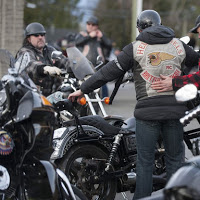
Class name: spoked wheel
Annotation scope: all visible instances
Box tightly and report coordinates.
[57,144,117,200]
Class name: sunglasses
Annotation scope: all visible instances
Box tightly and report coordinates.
[87,23,97,26]
[31,33,46,37]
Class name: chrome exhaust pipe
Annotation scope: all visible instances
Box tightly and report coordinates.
[122,171,166,189]
[122,172,136,185]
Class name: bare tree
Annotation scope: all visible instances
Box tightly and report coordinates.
[94,0,200,49]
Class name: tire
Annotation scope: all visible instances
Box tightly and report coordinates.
[57,144,117,200]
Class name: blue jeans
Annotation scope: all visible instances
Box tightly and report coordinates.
[101,84,108,98]
[133,119,184,200]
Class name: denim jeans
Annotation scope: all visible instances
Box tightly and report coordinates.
[133,119,184,200]
[101,84,108,98]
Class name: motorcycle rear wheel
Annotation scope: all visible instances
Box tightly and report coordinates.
[57,144,117,200]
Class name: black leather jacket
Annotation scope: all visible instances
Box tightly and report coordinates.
[16,43,69,96]
[75,31,112,66]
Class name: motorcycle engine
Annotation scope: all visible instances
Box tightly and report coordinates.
[123,133,137,162]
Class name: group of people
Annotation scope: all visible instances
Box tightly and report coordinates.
[16,16,114,97]
[16,10,200,200]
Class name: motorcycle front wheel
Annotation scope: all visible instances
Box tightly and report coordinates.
[57,144,117,200]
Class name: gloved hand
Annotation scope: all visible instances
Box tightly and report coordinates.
[44,66,61,76]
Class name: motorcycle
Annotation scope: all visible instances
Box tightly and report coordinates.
[49,47,124,124]
[50,98,166,200]
[49,62,200,200]
[0,49,87,200]
[50,86,200,200]
[50,47,102,118]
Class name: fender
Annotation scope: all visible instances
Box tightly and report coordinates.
[40,161,76,200]
[39,160,58,195]
[56,168,76,200]
[51,125,106,160]
[22,159,60,199]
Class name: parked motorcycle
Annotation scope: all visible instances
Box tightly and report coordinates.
[50,97,166,200]
[50,70,200,200]
[50,40,200,199]
[0,49,87,200]
[49,47,124,124]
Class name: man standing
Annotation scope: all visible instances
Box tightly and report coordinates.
[16,22,69,96]
[75,16,112,97]
[69,10,199,199]
[75,16,112,66]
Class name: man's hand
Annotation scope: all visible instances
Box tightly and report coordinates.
[89,31,97,38]
[151,75,173,92]
[96,30,103,39]
[68,89,84,102]
[44,66,61,76]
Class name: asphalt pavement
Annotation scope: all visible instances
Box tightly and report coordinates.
[102,82,136,119]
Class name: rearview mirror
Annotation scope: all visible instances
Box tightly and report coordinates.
[51,51,62,60]
[96,55,103,64]
[175,84,198,102]
[95,56,104,70]
[180,36,190,44]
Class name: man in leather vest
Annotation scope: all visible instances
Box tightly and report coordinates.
[16,22,69,96]
[68,10,199,199]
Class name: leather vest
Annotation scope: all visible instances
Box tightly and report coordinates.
[132,38,186,100]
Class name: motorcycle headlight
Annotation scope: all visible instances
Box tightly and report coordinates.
[0,165,10,190]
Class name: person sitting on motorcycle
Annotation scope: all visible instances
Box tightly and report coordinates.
[151,15,200,92]
[16,22,69,96]
[68,10,199,199]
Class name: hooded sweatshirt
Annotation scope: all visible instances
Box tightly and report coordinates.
[80,25,199,120]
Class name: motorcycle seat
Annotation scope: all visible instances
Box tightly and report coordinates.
[79,115,121,135]
[64,115,135,135]
[80,116,136,135]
